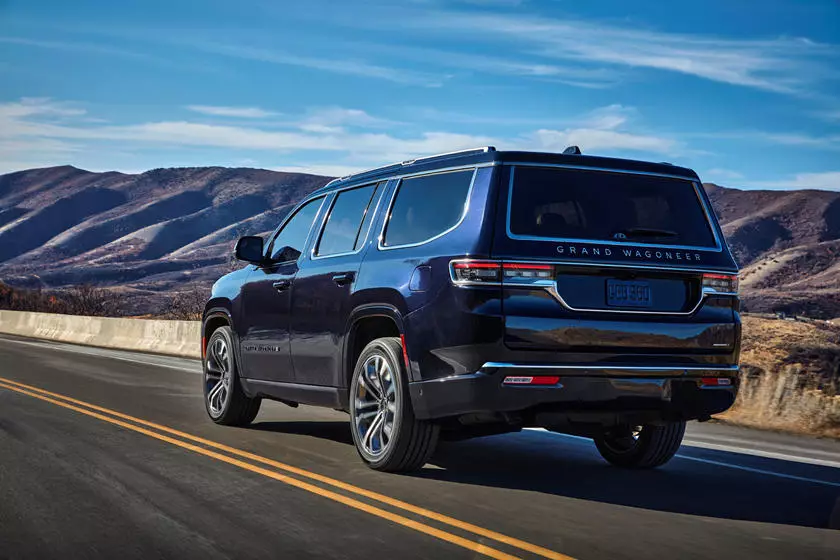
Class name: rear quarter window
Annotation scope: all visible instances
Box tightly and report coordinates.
[508,166,717,248]
[382,169,474,247]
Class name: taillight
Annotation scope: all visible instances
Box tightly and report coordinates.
[503,263,554,280]
[702,273,739,295]
[450,261,502,284]
[450,260,556,286]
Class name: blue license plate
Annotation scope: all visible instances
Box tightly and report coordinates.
[606,279,652,308]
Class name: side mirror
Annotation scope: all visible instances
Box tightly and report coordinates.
[234,236,265,265]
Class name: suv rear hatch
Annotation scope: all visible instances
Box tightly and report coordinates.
[490,163,739,358]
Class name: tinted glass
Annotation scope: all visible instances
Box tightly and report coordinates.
[354,182,385,250]
[316,184,378,256]
[383,170,473,247]
[269,197,323,261]
[509,167,716,248]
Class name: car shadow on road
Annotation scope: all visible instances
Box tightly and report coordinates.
[415,429,840,530]
[246,419,839,530]
[248,420,354,446]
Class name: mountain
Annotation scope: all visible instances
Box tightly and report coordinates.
[0,166,838,316]
[0,165,330,312]
[704,183,840,318]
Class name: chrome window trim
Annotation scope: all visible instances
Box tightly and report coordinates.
[543,282,735,316]
[324,146,495,188]
[378,167,480,251]
[494,259,738,275]
[310,182,384,261]
[504,164,723,252]
[390,161,495,180]
[328,161,496,193]
[480,362,739,372]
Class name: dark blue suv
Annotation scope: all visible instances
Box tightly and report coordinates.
[202,147,741,472]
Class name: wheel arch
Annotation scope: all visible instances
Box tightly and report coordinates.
[202,302,233,360]
[342,305,408,404]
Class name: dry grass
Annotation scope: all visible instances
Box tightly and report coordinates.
[718,315,840,438]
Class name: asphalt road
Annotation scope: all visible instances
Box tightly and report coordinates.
[1,334,838,560]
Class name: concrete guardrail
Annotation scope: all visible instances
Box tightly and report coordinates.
[0,310,201,358]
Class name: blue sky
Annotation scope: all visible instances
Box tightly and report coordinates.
[1,0,839,189]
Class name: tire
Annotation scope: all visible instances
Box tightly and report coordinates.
[203,326,261,426]
[594,421,685,469]
[349,337,439,472]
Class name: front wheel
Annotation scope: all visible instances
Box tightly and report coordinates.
[349,337,439,472]
[594,421,685,469]
[203,326,261,426]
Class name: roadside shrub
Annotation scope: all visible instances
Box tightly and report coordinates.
[0,282,122,317]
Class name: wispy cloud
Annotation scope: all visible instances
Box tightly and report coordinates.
[0,97,86,119]
[515,104,678,154]
[359,43,621,88]
[693,129,840,151]
[0,35,209,72]
[0,98,682,173]
[187,105,278,119]
[746,171,840,191]
[177,41,444,87]
[393,12,839,95]
[705,168,745,183]
[299,107,401,132]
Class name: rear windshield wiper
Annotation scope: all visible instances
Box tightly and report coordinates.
[612,228,678,240]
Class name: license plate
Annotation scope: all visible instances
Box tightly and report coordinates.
[606,279,652,308]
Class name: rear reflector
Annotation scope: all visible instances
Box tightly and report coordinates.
[701,377,732,387]
[399,334,410,370]
[503,376,561,385]
[702,273,739,295]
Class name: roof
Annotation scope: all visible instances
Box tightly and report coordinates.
[313,146,700,194]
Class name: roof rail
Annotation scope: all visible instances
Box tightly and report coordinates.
[323,146,495,188]
[401,146,496,165]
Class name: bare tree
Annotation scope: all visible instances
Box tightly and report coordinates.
[0,282,123,317]
[160,283,208,320]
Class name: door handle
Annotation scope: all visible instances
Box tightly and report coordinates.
[272,280,291,292]
[332,273,355,286]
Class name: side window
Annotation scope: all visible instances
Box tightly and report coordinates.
[316,183,380,256]
[382,170,474,247]
[269,197,323,262]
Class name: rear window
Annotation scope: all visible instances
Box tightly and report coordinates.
[383,169,474,247]
[508,166,717,248]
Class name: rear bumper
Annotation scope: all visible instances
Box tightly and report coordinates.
[409,362,739,421]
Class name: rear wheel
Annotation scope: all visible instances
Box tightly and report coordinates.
[204,326,261,426]
[350,337,439,472]
[594,421,685,469]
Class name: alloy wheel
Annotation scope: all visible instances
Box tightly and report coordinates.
[205,336,231,418]
[353,353,398,457]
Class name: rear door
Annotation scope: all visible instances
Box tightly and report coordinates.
[492,164,739,356]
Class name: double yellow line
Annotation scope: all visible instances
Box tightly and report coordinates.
[0,376,573,560]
